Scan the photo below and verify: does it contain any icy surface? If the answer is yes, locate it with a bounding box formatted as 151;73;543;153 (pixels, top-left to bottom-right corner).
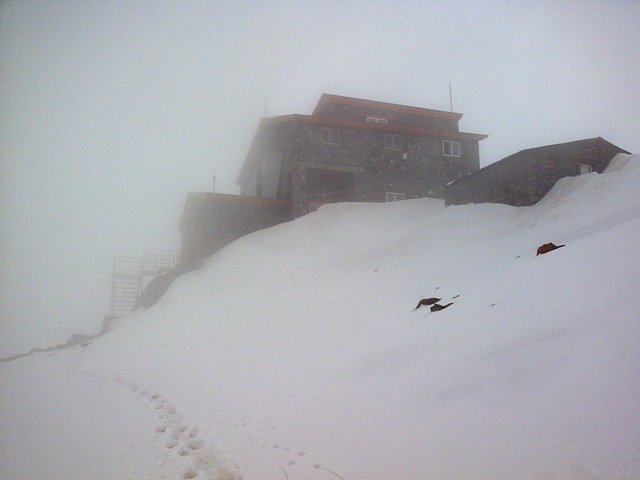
2;154;639;480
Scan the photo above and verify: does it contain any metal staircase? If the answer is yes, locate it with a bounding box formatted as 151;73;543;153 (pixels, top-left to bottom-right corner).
109;251;179;318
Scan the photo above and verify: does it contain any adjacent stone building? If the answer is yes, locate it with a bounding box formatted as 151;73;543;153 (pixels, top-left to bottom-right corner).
444;137;628;207
180;93;487;261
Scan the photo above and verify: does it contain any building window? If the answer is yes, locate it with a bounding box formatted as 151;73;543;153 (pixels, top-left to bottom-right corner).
367;116;388;124
580;163;593;174
320;127;340;145
385;134;403;151
443;140;461;157
385;192;406;202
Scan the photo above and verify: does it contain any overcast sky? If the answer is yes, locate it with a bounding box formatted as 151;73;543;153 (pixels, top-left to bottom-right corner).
1;0;639;356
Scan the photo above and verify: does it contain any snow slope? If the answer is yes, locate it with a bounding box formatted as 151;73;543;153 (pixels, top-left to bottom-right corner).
2;154;639;480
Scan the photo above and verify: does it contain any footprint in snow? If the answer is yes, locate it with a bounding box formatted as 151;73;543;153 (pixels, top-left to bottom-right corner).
166;438;178;449
96;374;246;480
188;437;204;450
182;467;198;479
178;443;192;456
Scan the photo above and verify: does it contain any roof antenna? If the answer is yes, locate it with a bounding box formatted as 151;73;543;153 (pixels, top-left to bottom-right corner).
449;82;453;112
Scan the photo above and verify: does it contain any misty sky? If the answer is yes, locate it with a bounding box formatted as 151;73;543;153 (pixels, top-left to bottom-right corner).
1;0;639;356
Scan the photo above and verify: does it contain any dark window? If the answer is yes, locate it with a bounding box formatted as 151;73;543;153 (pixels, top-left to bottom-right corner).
385;134;403;151
385;192;406;202
443;140;461;157
580;163;593;174
320;127;340;145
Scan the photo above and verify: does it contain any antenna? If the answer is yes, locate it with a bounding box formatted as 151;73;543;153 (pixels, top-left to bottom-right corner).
449;82;453;112
212;168;216;193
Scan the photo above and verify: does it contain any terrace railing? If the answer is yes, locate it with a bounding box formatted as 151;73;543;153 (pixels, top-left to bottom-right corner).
109;251;179;318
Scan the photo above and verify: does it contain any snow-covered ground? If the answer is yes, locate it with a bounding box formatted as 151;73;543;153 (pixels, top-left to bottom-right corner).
2;154;640;480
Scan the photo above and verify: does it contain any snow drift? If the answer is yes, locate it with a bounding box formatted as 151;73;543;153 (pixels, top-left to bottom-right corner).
2;154;639;480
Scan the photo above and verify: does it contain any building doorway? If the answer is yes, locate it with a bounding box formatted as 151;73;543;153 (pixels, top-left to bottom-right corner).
304;166;356;208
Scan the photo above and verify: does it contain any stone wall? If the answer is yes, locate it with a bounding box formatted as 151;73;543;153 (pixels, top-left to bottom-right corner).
268;120;479;217
444;138;628;207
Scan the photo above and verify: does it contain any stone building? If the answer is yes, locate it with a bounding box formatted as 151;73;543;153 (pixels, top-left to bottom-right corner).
238;93;488;217
179;93;487;261
444;137;628;207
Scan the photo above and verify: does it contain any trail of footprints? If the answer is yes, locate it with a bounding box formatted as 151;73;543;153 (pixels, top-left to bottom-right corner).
128;381;236;480
216;420;321;477
84;371;341;480
84;372;240;480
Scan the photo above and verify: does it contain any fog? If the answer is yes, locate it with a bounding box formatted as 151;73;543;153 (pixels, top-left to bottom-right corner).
1;0;639;357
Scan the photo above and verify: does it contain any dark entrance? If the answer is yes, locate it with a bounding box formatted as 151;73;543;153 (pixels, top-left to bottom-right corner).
305;167;356;205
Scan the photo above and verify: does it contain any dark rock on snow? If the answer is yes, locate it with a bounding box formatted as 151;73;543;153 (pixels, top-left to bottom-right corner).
414;297;442;310
536;242;565;256
431;303;454;312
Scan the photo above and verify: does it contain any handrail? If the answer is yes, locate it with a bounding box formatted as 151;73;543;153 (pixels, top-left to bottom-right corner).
109;251;180;318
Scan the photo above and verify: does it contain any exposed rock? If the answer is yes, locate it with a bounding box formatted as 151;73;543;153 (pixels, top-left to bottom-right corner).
414;297;441;310
431;302;453;312
536;242;565;256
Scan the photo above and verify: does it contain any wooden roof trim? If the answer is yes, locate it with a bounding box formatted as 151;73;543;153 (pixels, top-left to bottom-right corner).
262;114;488;141
313;93;464;121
